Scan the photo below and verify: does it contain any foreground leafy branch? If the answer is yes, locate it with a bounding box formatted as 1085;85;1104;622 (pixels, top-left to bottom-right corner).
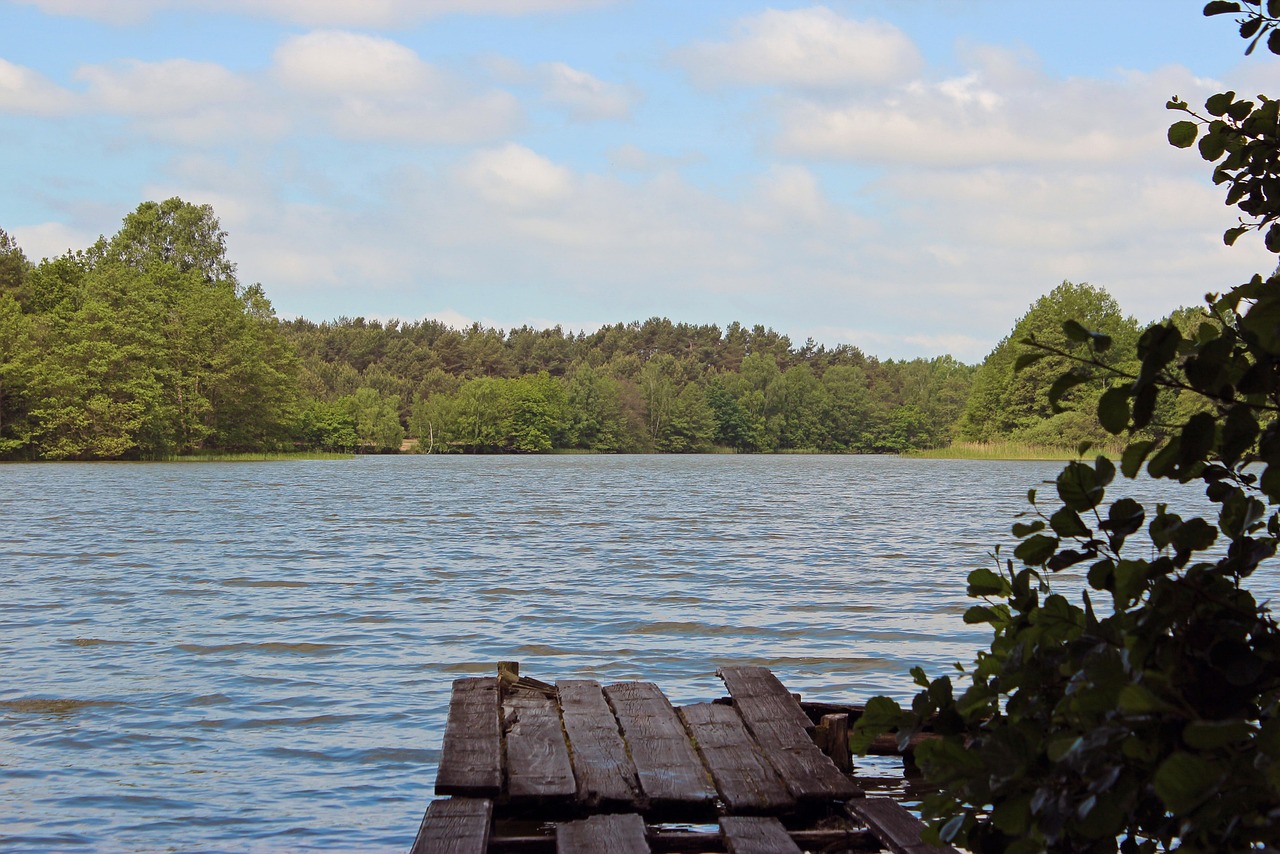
853;7;1280;852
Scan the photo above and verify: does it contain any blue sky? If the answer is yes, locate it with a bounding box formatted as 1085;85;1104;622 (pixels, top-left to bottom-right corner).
2;0;1277;362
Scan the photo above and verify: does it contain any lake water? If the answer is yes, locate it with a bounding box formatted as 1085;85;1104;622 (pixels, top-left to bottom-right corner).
2;455;1274;852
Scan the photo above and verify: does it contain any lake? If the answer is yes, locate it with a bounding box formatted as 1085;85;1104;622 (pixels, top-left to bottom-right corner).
1;455;1270;852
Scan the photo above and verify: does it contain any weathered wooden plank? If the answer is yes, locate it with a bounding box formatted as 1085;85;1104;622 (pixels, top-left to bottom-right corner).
678;703;793;814
719;667;860;802
436;677;502;797
745;716;861;801
409;798;492;854
555;812;650;854
603;681;716;810
719;816;803;854
850;798;960;854
717;666;814;732
504;684;575;803
557;679;641;808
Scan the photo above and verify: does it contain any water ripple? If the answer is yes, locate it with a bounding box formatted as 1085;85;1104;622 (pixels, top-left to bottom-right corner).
1;454;1264;852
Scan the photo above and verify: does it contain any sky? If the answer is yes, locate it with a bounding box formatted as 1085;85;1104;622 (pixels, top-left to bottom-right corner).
2;1;1278;363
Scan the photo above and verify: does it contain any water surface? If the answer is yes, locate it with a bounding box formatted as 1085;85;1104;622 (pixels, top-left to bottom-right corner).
1;455;1270;851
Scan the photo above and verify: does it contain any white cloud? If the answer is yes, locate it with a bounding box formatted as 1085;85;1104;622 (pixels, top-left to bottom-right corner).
9;221;99;262
77;59;251;115
539;61;638;121
460;143;574;210
273;31;520;143
678;6;922;90
15;0;617;26
774;49;1191;166
274;31;430;97
0;59;78;115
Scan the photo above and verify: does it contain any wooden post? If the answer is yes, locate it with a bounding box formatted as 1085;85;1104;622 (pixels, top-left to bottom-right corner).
821;714;851;773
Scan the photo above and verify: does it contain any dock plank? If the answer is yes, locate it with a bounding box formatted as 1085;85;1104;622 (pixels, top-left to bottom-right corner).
678;703;794;814
603;681;716;811
719;816;804;854
435;677;502;797
718;666;814;732
409;798;492;854
556;812;650;854
557;679;641;808
505;684;576;802
719;668;860;802
850;798;961;854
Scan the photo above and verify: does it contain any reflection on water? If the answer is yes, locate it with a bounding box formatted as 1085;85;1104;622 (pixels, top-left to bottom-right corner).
1;455;1270;851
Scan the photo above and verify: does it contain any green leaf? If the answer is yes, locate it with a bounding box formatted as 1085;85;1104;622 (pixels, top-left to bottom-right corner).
1168;120;1199;148
1048;370;1089;414
1198;126;1227;160
1267;222;1280;253
967;566;1010;597
1121;440;1156;478
1012;520;1046;537
1183;719;1253;749
1050;506;1090;538
1171;516;1217;555
1203;1;1242;15
1154;752;1219;813
963;605;1000;624
1113;559;1150;608
1097;386;1131;434
850;695;907;753
1119;683;1172;713
1218;222;1249;245
1014;533;1059;565
1205;91;1235;117
1057;461;1103;511
1014;349;1049;371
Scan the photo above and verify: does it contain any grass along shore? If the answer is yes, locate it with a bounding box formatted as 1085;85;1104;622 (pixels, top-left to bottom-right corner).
907;441;1124;461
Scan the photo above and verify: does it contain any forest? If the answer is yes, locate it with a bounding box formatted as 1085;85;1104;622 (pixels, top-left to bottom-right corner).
0;197;1188;460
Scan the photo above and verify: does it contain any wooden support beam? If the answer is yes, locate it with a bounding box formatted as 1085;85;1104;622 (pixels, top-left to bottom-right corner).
555;813;650;854
817;713;852;773
719;816;803;854
850;798;961;854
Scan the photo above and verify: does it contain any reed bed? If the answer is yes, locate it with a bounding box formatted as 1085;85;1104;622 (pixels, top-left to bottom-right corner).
907;441;1123;461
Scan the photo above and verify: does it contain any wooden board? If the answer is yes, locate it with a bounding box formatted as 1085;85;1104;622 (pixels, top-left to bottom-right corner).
409;798;492;854
603;681;716;811
504;684;576;802
557;679;641;808
745;716;861;801
678;703;794;814
850;798;960;854
436;677;502;797
719;668;860;802
717;666;814;732
719;815;804;854
556;812;650;854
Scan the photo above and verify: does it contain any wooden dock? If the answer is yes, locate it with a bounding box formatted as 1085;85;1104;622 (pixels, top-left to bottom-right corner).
411;663;954;854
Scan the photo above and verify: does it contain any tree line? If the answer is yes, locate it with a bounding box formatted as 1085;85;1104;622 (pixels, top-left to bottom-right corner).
0;197;1183;460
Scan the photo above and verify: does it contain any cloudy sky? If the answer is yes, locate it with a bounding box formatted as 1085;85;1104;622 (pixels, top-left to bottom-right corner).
2;1;1277;362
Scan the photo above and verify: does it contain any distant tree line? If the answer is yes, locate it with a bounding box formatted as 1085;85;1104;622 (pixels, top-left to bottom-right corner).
0;197;1192;460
